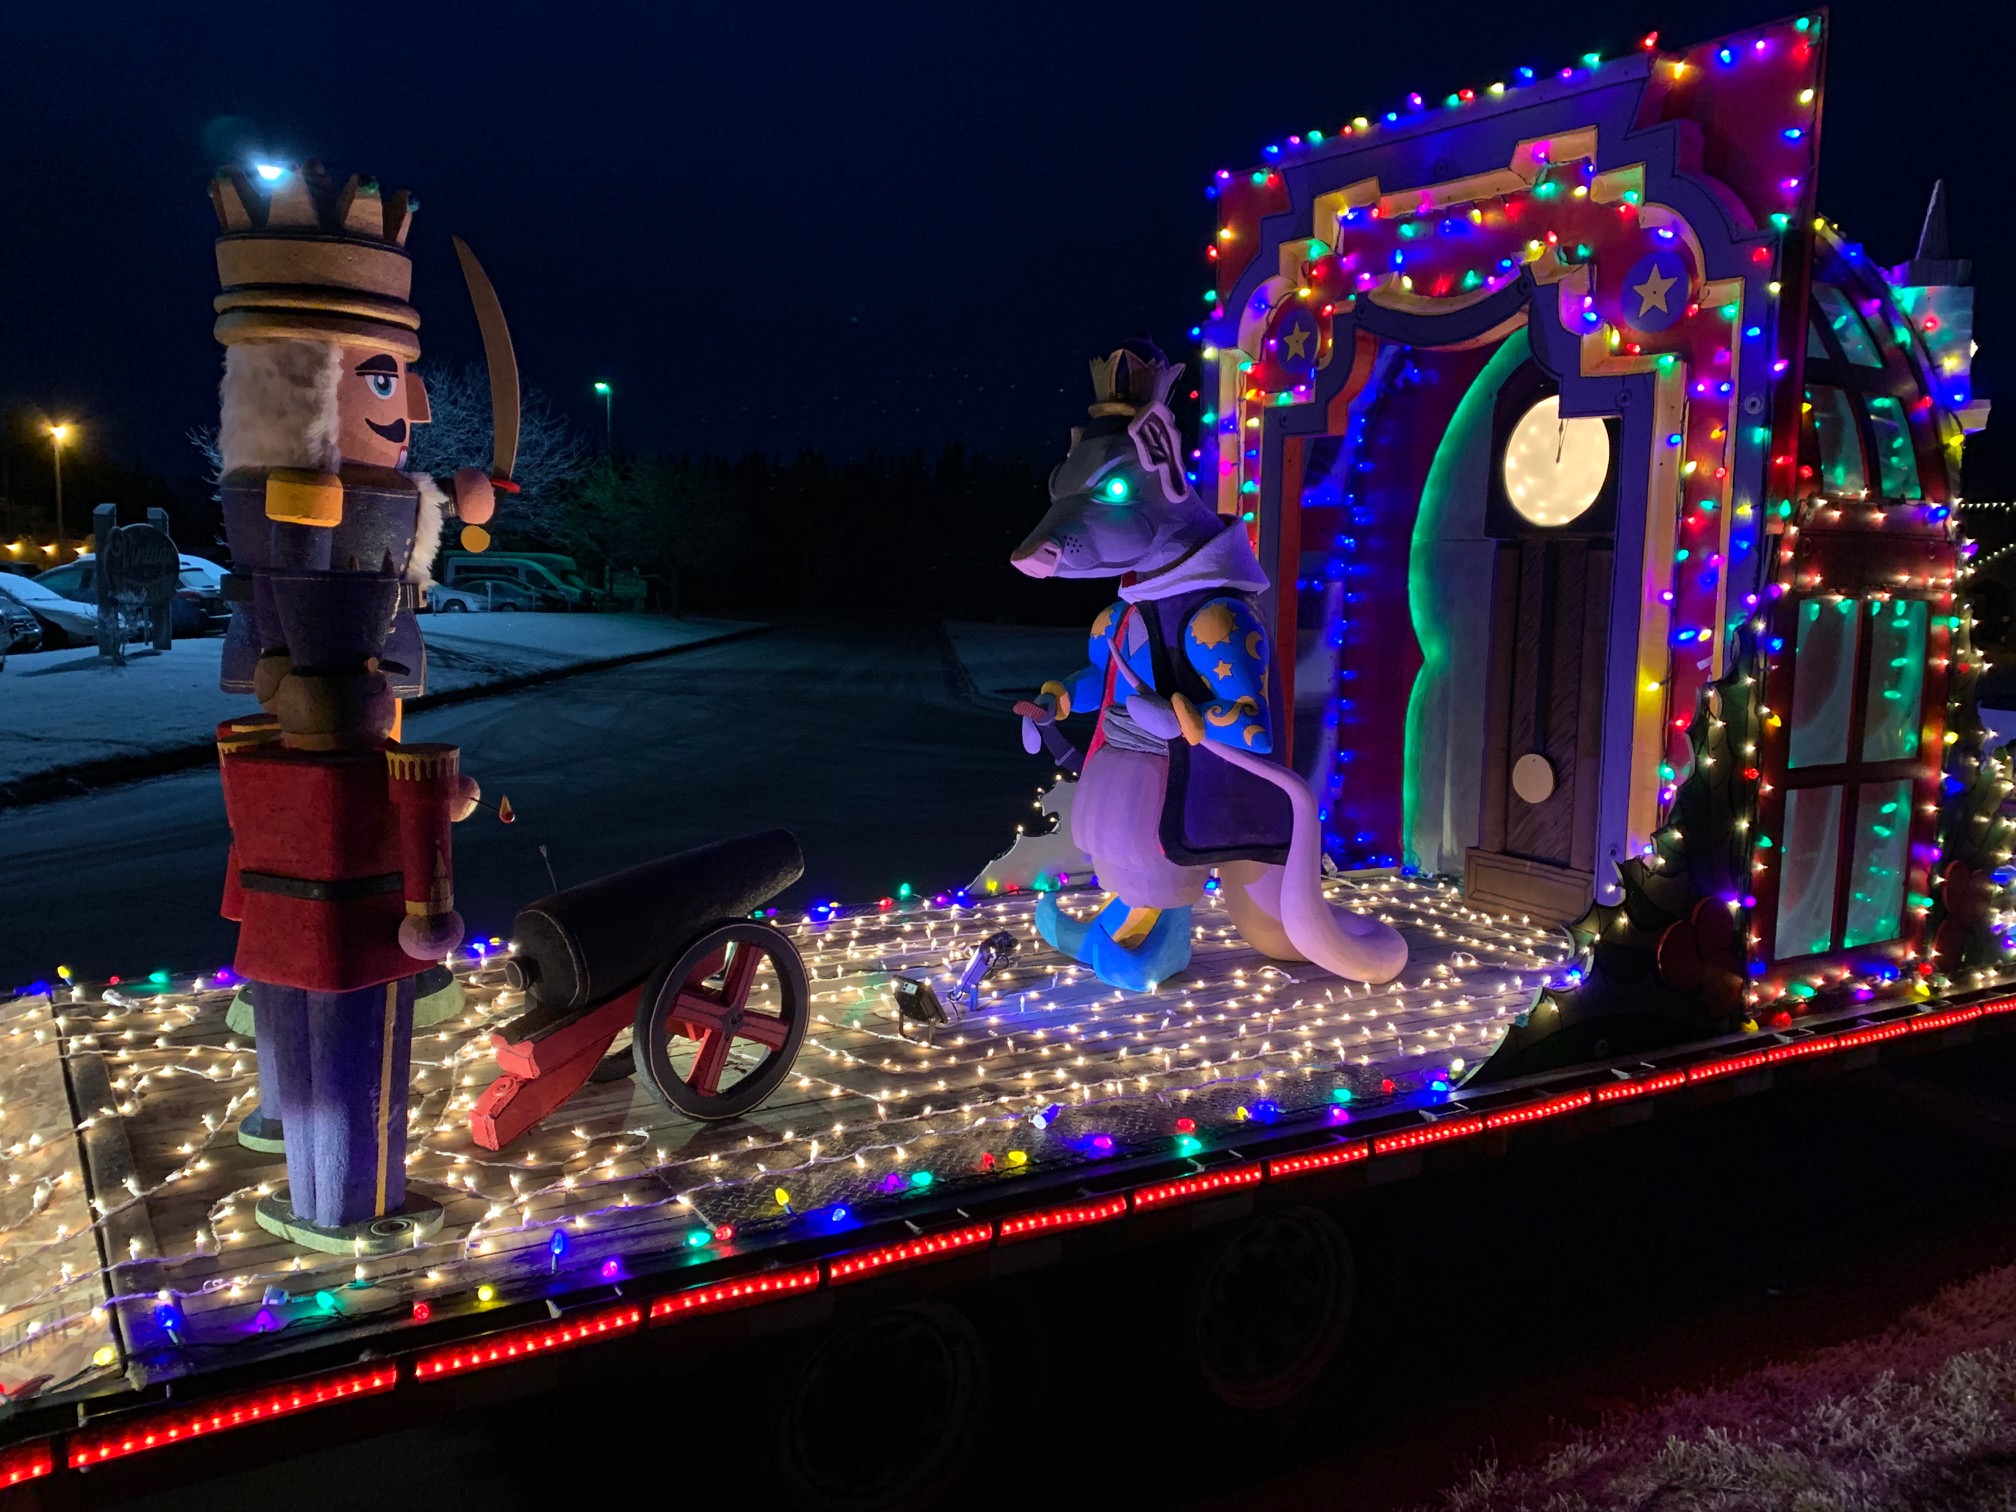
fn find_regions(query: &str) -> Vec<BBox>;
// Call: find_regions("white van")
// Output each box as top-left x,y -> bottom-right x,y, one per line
437,553 -> 593,610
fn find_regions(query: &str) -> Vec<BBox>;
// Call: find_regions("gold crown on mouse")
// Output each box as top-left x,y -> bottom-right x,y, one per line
1087,343 -> 1182,418
210,160 -> 420,360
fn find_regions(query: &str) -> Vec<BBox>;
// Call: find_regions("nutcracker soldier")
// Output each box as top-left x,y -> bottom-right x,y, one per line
209,161 -> 495,1250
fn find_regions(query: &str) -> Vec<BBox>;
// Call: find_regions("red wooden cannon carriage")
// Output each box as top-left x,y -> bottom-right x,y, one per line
469,830 -> 810,1149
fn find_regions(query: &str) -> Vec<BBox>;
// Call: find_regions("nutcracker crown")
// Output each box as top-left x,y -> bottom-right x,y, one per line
210,160 -> 420,360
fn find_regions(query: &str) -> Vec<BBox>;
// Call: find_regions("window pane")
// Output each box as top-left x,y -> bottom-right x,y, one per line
1788,597 -> 1858,767
1775,785 -> 1844,959
1813,284 -> 1884,367
1807,386 -> 1867,495
1841,778 -> 1913,948
1865,395 -> 1923,499
1862,599 -> 1927,762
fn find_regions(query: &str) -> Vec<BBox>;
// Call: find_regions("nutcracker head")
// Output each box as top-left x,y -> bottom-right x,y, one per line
1010,339 -> 1222,580
211,160 -> 432,472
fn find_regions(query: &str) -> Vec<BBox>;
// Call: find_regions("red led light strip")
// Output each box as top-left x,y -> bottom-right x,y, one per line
1268,1142 -> 1371,1179
1130,1163 -> 1264,1210
1372,1116 -> 1485,1155
828,1223 -> 994,1284
650,1263 -> 824,1320
998,1194 -> 1128,1242
67,1365 -> 397,1466
0,1440 -> 53,1486
1484,1090 -> 1593,1129
1594,1069 -> 1690,1102
413,1303 -> 642,1380
1760,1036 -> 1837,1065
1910,1005 -> 1983,1033
1688,1049 -> 1771,1084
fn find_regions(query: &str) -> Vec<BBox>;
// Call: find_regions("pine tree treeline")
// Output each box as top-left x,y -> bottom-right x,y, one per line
540,446 -> 1112,627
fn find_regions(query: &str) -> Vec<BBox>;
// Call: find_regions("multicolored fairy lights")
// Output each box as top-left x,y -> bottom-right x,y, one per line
0,873 -> 1569,1381
1204,17 -> 1827,864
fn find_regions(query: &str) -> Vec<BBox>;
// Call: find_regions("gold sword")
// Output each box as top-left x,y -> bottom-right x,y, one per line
450,236 -> 520,553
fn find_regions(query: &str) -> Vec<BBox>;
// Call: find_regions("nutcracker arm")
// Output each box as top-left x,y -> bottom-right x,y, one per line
387,742 -> 465,960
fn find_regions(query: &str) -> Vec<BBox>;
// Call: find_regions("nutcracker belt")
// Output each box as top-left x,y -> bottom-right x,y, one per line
237,870 -> 402,902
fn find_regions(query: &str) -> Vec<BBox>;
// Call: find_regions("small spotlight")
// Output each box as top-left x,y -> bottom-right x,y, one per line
253,162 -> 286,183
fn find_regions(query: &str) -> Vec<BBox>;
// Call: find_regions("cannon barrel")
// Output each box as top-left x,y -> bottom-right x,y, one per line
504,829 -> 804,1015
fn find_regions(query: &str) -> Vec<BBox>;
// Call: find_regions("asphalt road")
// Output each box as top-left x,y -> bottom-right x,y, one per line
0,625 -> 1048,987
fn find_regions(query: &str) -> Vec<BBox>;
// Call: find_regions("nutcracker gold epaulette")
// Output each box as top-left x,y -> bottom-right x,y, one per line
385,743 -> 459,782
264,469 -> 345,527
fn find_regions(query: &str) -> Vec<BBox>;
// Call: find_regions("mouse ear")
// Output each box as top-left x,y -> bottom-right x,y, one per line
1126,402 -> 1189,504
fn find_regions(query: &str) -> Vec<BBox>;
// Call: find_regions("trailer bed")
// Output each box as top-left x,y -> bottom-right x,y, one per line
0,873 -> 2005,1491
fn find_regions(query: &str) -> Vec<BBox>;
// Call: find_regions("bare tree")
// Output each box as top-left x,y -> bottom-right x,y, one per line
187,424 -> 222,487
407,362 -> 588,537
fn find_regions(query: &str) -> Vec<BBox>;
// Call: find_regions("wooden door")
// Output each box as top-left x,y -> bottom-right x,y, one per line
1465,539 -> 1611,922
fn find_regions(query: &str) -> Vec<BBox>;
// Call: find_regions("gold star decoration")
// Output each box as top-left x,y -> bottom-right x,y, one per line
1282,322 -> 1312,360
1213,660 -> 1233,681
1632,262 -> 1678,317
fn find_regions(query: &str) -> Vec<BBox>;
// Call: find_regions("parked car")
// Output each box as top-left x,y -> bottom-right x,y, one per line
0,591 -> 41,658
438,552 -> 591,609
426,579 -> 547,613
31,553 -> 231,641
0,569 -> 97,647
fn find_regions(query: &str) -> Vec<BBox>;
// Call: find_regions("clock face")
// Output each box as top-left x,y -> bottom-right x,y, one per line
1502,395 -> 1610,527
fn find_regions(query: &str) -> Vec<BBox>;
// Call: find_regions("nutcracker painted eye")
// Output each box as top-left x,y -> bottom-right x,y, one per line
354,353 -> 401,400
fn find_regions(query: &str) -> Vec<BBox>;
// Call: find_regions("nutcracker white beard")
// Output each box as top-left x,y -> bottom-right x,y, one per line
218,339 -> 342,474
218,339 -> 446,592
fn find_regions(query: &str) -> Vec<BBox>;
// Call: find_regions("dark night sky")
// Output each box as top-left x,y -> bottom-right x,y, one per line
2,0 -> 2010,493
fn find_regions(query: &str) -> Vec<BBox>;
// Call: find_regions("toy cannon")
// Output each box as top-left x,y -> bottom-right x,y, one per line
469,829 -> 809,1150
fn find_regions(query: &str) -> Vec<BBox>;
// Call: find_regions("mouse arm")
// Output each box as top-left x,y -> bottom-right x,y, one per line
1181,597 -> 1273,754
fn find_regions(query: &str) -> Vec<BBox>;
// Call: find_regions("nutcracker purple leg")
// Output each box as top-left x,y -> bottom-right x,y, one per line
256,977 -> 425,1238
248,984 -> 303,1152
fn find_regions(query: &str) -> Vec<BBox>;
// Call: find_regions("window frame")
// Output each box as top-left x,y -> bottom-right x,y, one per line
1799,266 -> 1943,504
1752,504 -> 1957,976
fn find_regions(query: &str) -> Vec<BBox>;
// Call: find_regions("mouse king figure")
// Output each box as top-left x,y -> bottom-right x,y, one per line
208,160 -> 509,1251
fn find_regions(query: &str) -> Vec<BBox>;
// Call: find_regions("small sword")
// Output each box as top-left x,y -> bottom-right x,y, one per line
450,236 -> 521,553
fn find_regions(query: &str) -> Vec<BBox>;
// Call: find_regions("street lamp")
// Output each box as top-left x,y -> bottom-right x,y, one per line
47,423 -> 72,559
593,381 -> 612,452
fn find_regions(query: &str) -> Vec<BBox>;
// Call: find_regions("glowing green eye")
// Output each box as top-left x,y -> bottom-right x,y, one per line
1102,477 -> 1131,502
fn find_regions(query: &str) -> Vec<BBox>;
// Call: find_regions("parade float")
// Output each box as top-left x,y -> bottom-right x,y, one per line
0,13 -> 2005,1504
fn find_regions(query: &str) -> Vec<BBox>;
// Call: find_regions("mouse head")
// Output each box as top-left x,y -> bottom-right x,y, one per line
1011,339 -> 1221,580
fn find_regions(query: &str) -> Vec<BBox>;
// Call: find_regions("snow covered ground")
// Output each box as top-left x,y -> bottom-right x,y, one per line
0,614 -> 754,793
943,619 -> 1087,709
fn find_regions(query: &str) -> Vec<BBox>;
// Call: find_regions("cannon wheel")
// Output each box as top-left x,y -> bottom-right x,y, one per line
635,920 -> 808,1120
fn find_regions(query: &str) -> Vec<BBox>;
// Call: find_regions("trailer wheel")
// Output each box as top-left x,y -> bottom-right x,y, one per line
635,920 -> 809,1120
779,1302 -> 986,1512
1193,1206 -> 1354,1410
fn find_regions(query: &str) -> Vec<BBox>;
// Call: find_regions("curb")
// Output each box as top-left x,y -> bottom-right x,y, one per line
0,622 -> 769,813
